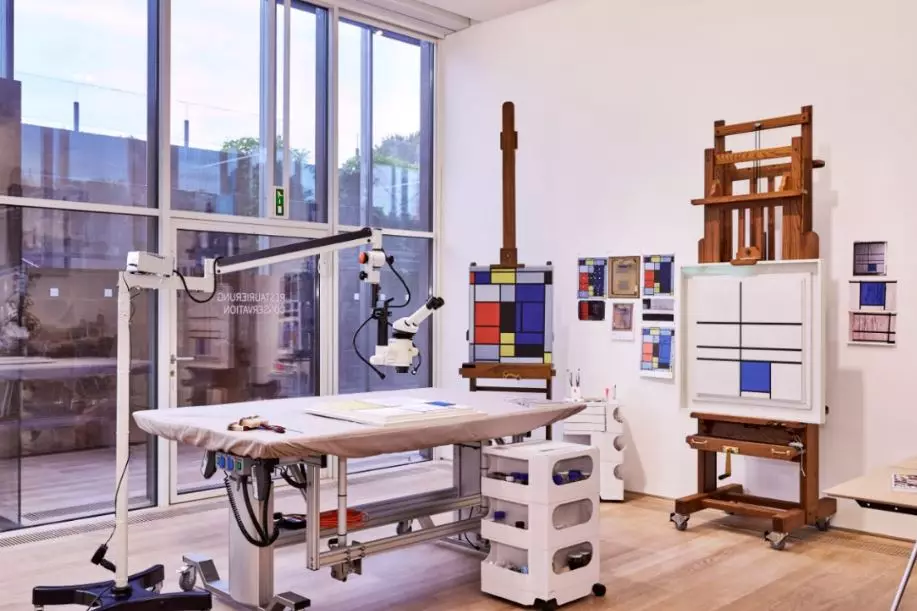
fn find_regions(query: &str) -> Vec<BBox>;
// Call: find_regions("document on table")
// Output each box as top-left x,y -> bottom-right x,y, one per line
892,473 -> 917,493
304,398 -> 482,426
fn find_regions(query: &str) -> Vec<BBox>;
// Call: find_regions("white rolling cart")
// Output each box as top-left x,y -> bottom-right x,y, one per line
562,399 -> 625,501
479,440 -> 606,611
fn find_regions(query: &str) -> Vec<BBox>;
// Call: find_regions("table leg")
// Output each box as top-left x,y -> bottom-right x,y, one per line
891,535 -> 917,610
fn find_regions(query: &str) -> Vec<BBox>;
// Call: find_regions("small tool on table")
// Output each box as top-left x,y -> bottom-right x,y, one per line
228,415 -> 286,434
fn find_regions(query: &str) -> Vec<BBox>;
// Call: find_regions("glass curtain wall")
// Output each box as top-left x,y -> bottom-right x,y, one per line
0,0 -> 437,528
337,20 -> 435,473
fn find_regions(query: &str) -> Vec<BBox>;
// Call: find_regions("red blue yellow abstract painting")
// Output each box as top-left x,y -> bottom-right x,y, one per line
469,265 -> 554,364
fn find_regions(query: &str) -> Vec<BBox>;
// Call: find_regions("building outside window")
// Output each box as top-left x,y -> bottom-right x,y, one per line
0,0 -> 438,530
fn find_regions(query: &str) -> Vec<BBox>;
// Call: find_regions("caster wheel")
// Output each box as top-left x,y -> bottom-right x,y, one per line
178,565 -> 197,592
396,520 -> 413,535
592,583 -> 607,597
816,518 -> 830,532
670,512 -> 689,531
764,531 -> 788,551
535,599 -> 558,611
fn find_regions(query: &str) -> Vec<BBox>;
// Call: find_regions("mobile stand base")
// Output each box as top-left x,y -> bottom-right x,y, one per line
32,564 -> 212,610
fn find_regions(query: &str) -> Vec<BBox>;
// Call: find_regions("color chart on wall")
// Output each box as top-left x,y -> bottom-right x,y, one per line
643,254 -> 675,297
578,257 -> 607,299
641,327 -> 674,378
848,279 -> 897,346
469,265 -> 554,364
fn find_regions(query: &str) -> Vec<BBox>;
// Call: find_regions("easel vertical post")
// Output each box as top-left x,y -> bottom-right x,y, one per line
500,102 -> 518,268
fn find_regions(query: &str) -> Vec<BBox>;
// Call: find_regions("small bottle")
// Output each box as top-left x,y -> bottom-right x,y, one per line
505,475 -> 515,483
553,473 -> 566,485
520,565 -> 529,574
493,511 -> 506,522
515,520 -> 526,529
569,469 -> 583,482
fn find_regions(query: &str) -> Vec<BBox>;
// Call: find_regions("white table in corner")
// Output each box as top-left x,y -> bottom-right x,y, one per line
826,456 -> 917,611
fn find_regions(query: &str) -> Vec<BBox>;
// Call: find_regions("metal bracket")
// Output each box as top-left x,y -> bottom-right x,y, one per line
266,591 -> 311,610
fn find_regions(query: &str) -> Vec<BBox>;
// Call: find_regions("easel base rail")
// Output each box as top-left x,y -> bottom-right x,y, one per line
673,483 -> 837,543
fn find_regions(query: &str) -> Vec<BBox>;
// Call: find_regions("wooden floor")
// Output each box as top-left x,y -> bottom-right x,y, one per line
2,461 -> 916,610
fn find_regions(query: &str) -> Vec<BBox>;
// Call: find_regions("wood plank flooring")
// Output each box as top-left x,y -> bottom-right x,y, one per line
2,461 -> 915,610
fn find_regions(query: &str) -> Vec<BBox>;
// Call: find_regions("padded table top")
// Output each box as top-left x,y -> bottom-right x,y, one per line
133,387 -> 584,459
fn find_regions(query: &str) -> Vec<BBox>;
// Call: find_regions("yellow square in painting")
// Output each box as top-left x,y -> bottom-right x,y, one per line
491,270 -> 516,284
653,357 -> 659,366
654,283 -> 661,291
500,345 -> 515,357
500,333 -> 515,344
544,352 -> 553,364
585,258 -> 594,265
651,256 -> 661,263
588,288 -> 594,296
650,328 -> 660,335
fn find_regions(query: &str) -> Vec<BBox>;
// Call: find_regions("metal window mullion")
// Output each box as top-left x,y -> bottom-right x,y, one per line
324,6 -> 339,398
282,0 -> 291,217
357,24 -> 373,392
260,0 -> 278,219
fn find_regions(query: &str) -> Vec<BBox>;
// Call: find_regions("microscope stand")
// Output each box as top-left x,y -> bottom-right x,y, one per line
32,564 -> 212,610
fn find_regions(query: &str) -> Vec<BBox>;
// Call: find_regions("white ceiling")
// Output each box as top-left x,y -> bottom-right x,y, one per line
417,0 -> 557,23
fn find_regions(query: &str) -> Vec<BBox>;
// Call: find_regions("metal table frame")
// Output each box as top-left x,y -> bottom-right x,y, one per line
180,442 -> 488,610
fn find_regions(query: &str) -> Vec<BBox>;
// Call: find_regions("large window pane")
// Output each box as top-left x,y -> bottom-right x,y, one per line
175,231 -> 319,493
338,236 -> 432,393
338,22 -> 433,231
276,2 -> 327,222
171,0 -> 261,217
0,207 -> 156,530
0,0 -> 149,206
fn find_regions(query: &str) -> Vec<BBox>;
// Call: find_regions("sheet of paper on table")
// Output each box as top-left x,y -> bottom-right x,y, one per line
892,473 -> 917,493
304,398 -> 482,426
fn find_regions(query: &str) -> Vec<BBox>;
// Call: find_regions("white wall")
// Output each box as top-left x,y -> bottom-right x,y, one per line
438,0 -> 917,538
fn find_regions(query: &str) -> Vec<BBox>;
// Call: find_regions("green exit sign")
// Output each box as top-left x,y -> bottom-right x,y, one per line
273,187 -> 286,217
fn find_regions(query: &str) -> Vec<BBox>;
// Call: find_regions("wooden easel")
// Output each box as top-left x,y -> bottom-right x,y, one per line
672,106 -> 836,549
459,102 -> 556,411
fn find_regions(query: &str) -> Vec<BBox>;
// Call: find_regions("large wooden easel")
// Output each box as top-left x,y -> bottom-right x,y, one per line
672,106 -> 837,550
459,102 -> 556,407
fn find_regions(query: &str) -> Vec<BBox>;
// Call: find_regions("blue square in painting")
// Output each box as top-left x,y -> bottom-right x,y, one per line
860,282 -> 886,307
740,361 -> 771,393
867,263 -> 877,272
516,284 -> 545,302
521,302 -> 544,332
515,301 -> 524,332
658,338 -> 671,362
475,272 -> 491,285
517,333 -> 543,345
659,262 -> 673,293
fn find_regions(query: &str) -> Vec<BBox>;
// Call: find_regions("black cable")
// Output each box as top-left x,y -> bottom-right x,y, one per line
224,476 -> 275,548
385,255 -> 411,309
174,267 -> 219,304
411,350 -> 422,376
85,585 -> 113,610
281,468 -> 308,489
352,314 -> 385,380
241,477 -> 269,542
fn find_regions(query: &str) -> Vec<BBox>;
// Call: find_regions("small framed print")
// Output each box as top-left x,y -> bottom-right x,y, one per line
611,302 -> 635,340
609,256 -> 640,298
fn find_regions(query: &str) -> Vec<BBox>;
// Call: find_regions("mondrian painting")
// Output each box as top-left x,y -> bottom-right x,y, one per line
689,274 -> 808,404
577,257 -> 607,299
641,327 -> 674,378
849,280 -> 897,346
469,265 -> 554,364
853,241 -> 887,276
643,254 -> 675,297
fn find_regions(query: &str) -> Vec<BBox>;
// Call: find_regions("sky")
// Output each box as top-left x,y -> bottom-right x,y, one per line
13,0 -> 423,165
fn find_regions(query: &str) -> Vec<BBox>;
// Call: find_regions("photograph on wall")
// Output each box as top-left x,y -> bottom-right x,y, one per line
577,257 -> 608,299
852,241 -> 887,276
848,279 -> 897,346
642,254 -> 675,297
578,300 -> 605,321
609,256 -> 640,298
611,302 -> 634,340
